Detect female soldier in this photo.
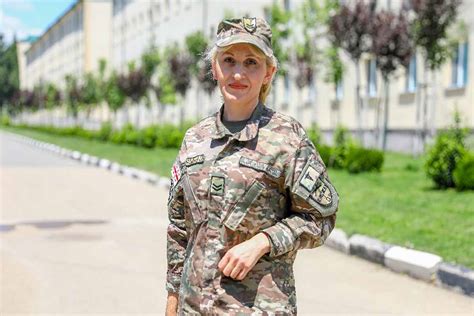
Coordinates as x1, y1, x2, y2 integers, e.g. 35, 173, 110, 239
166, 17, 339, 315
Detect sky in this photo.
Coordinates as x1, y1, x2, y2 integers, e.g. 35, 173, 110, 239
1, 0, 77, 45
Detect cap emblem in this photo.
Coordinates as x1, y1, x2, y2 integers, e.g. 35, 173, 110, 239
243, 17, 257, 33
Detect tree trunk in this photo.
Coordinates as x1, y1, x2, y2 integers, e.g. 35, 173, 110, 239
430, 71, 438, 139
354, 60, 363, 144
413, 68, 422, 157
381, 77, 390, 151
421, 60, 429, 151
135, 102, 141, 128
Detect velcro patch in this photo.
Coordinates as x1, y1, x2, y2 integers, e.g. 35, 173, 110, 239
293, 160, 338, 216
210, 176, 225, 196
185, 154, 205, 167
170, 161, 182, 188
239, 156, 282, 178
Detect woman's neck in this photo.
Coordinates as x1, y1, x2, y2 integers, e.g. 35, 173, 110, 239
222, 99, 259, 122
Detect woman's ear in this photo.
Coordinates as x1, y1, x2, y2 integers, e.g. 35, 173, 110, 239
263, 66, 276, 85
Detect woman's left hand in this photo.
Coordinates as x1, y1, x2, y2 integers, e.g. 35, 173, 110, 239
218, 232, 270, 280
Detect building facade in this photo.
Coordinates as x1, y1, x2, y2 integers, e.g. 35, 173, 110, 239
17, 0, 473, 153
20, 0, 112, 90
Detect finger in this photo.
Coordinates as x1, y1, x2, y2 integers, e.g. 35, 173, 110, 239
222, 260, 235, 277
236, 268, 248, 280
230, 263, 242, 279
218, 253, 230, 271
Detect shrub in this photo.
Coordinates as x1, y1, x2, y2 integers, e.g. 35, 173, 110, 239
76, 127, 96, 140
329, 126, 353, 169
345, 146, 384, 173
110, 129, 126, 144
1, 115, 11, 126
137, 125, 158, 148
317, 144, 332, 167
307, 124, 322, 147
98, 122, 113, 141
425, 133, 466, 188
453, 152, 474, 190
155, 124, 185, 148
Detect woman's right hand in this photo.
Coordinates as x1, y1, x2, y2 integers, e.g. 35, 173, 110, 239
165, 292, 179, 316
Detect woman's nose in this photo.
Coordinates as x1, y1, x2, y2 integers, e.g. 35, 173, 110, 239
233, 64, 244, 80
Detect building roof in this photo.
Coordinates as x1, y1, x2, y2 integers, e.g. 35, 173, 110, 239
21, 36, 39, 43
25, 0, 81, 54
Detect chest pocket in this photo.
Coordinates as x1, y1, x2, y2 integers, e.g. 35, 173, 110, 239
222, 180, 265, 231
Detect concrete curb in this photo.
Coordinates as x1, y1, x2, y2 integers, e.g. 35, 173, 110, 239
4, 131, 171, 192
349, 234, 391, 265
384, 246, 442, 282
437, 262, 474, 296
3, 130, 473, 297
325, 228, 350, 254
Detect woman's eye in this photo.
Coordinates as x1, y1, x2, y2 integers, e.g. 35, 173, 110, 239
245, 59, 258, 66
224, 57, 235, 64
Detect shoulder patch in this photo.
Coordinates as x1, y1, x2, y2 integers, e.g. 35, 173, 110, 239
185, 154, 205, 167
239, 156, 282, 178
293, 159, 338, 217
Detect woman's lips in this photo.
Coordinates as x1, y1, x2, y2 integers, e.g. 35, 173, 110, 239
228, 83, 248, 89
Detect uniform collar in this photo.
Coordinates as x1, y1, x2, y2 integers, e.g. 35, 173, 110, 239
212, 102, 265, 142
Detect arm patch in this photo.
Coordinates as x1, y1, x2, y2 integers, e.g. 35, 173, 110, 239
292, 159, 338, 217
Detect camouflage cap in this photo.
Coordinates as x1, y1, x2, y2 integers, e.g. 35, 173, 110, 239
215, 17, 273, 57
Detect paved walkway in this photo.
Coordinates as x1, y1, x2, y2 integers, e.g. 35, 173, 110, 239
1, 131, 473, 315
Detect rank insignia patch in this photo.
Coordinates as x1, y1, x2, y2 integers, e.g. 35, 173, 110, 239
210, 176, 225, 196
243, 17, 257, 33
185, 154, 205, 167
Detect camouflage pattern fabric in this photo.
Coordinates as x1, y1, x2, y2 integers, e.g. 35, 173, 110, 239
166, 102, 339, 315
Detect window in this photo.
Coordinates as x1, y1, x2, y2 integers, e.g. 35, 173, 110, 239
405, 54, 417, 92
451, 41, 468, 88
336, 79, 343, 101
367, 59, 377, 97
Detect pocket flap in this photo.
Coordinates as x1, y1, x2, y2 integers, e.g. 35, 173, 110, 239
223, 180, 265, 231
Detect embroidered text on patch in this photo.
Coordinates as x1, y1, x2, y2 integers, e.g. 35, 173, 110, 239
185, 154, 205, 167
239, 156, 281, 178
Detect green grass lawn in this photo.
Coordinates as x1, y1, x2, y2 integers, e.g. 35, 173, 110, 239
2, 125, 473, 268
1, 125, 177, 176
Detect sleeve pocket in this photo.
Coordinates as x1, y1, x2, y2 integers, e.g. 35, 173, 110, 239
223, 180, 265, 231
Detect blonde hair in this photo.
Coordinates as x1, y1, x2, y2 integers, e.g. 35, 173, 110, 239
204, 44, 278, 104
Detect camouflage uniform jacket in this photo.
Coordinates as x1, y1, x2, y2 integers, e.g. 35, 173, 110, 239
166, 103, 339, 315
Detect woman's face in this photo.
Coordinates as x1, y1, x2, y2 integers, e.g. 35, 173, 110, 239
212, 43, 274, 107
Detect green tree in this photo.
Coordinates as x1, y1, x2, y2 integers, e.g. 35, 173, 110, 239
185, 31, 208, 76
104, 71, 126, 125
265, 3, 291, 77
64, 75, 83, 124
296, 0, 340, 123
408, 0, 461, 150
0, 35, 19, 110
371, 10, 413, 151
329, 1, 376, 143
81, 73, 101, 119
45, 83, 61, 124
323, 46, 344, 126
